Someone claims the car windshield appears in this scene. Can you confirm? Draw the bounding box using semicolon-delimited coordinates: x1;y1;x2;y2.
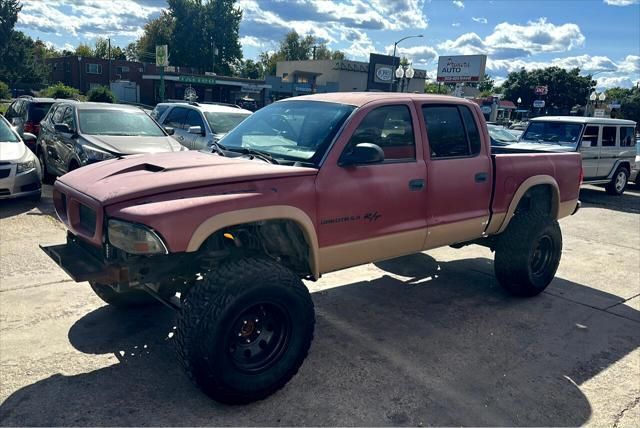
78;110;166;136
219;100;355;163
0;119;19;143
488;125;518;143
204;111;251;134
521;121;584;147
28;103;54;123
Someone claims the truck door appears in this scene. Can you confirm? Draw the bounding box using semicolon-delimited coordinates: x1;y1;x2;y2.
162;107;190;149
183;109;207;150
580;125;600;179
420;103;493;248
315;102;428;273
597;125;619;177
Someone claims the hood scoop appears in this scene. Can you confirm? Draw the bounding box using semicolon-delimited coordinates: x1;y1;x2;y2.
105;163;166;178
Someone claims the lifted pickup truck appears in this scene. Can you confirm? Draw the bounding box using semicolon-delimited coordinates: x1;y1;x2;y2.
42;93;582;404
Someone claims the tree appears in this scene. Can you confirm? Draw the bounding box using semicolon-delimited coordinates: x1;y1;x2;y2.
606;86;640;124
74;43;93;57
93;37;109;59
0;80;9;99
478;73;494;93
0;31;46;86
314;44;345;60
41;82;80;99
87;86;117;103
0;0;21;56
124;42;139;61
424;82;450;94
502;66;593;114
237;59;264;79
136;10;174;62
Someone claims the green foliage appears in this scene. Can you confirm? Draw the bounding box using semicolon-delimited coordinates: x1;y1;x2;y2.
501;67;593;114
0;81;10;99
41;82;80;99
86;86;117;103
606;86;640;124
237;59;264;79
0;31;47;86
0;0;21;56
424;82;450;94
478;73;495;93
136;10;174;62
74;43;93;57
258;31;346;77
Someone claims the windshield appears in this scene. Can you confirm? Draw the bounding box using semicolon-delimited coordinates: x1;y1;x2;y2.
79;110;166;136
0;118;19;143
219;100;355;164
521;121;583;147
488;125;518;143
204;111;250;134
28;103;54;123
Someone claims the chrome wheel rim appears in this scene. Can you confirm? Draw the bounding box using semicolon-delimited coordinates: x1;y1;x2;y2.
615;171;626;192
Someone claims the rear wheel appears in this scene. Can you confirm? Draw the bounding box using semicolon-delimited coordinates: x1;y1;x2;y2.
494;210;562;297
37;150;54;184
176;258;315;404
605;166;629;195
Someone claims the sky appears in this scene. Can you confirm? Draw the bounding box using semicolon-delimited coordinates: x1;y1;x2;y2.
15;0;640;89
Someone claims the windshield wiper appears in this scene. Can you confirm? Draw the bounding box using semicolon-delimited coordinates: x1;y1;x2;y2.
221;144;279;164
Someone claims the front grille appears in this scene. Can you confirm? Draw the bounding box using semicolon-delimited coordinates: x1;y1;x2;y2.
0;189;10;196
79;204;97;235
0;169;11;179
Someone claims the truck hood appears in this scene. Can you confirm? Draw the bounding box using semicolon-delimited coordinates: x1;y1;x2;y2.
56;151;317;205
82;134;183;155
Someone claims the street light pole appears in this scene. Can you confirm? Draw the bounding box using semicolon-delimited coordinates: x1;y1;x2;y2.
584;70;607;117
388;34;423;92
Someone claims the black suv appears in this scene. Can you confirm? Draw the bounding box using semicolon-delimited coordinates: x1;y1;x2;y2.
36;101;185;180
3;96;56;151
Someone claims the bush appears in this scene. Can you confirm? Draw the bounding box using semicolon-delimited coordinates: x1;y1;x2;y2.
0;81;9;100
41;82;80;99
86;86;117;103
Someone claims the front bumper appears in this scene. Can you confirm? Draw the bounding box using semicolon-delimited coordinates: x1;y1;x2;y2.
0;165;41;200
572;200;581;215
40;235;127;283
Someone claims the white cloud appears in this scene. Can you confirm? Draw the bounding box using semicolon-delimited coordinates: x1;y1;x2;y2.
452;22;461;27
453;0;464;8
240;36;264;48
472;17;488;24
342;30;376;59
603;0;639;6
440;18;585;58
385;44;438;66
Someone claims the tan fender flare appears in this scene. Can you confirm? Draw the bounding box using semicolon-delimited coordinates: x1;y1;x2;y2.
494;175;560;235
186;205;320;279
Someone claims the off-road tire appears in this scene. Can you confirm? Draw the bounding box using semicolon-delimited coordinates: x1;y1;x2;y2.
605;166;629;196
90;282;162;308
175;257;315;405
494;210;562;297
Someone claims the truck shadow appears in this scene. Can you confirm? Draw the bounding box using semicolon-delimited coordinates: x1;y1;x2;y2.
579;185;640;214
1;254;638;426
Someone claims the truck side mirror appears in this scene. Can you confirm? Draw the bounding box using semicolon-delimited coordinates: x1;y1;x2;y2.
54;123;73;134
339;143;385;167
164;126;175;135
188;125;204;135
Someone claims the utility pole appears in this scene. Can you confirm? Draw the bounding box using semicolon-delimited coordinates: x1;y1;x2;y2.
312;45;318;60
211;38;218;75
108;38;112;85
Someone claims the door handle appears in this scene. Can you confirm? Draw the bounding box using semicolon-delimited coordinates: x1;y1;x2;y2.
475;172;488;183
408;179;425;191
177;136;184;141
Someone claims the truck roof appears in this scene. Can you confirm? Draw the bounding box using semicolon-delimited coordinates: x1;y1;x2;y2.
284;92;475;108
530;116;636;126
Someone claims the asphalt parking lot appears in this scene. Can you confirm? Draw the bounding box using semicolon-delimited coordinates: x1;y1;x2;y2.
0;184;638;426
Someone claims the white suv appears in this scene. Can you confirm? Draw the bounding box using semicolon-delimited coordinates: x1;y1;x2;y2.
153;102;252;151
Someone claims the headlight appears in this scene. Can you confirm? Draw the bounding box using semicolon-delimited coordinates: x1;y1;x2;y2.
16;159;36;174
83;145;116;161
108;219;167;255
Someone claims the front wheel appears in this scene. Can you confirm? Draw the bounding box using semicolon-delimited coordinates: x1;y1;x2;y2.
37;150;54;184
605;166;629;195
494;211;562;297
176;258;315;404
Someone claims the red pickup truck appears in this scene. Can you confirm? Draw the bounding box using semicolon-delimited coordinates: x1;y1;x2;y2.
42;93;581;404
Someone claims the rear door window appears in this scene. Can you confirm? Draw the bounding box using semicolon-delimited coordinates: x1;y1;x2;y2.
28;103;54;123
422;105;471;158
602;126;616;147
185;109;205;130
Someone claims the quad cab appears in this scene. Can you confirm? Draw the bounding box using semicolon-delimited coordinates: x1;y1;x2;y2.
42;93;582;404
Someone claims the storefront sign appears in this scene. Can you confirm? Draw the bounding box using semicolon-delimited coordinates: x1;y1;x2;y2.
594;109;606;117
375;64;393;82
436;55;487;82
533;100;545;108
156;45;168;67
178;75;216;85
534;86;548;95
295;85;312;92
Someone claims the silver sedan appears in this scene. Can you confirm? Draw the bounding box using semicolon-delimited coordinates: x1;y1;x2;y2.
0;116;42;201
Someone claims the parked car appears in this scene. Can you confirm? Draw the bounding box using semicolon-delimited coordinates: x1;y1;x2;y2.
630;142;640;186
488;124;519;147
510;116;637;195
42;93;581;405
3;96;56;151
0;115;41;200
36;102;185;179
156;101;252;151
237;97;258;111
